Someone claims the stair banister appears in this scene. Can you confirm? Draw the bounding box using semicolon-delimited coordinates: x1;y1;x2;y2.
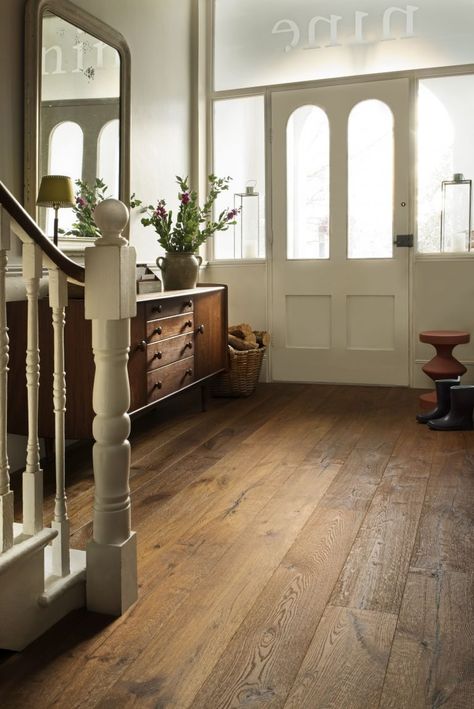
0;184;138;649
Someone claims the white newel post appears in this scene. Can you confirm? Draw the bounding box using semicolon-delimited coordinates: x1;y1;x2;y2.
22;242;43;536
0;208;13;552
84;199;137;616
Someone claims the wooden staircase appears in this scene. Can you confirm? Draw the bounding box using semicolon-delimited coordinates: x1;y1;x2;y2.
0;183;137;650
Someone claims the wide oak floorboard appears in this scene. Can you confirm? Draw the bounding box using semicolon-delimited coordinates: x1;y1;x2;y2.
1;384;473;709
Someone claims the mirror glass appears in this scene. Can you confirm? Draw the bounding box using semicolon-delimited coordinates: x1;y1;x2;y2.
39;12;120;237
25;0;130;248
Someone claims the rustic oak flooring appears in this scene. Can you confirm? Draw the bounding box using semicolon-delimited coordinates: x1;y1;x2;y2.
1;383;473;708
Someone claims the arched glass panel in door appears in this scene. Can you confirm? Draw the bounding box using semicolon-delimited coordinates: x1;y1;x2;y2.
287;105;330;260
348;100;394;259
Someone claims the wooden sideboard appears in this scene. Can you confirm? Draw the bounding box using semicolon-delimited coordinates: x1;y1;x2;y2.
7;284;228;439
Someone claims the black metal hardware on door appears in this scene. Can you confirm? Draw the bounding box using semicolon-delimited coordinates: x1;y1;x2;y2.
394;234;414;248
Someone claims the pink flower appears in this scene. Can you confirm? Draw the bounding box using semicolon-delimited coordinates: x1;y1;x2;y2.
154;204;167;220
180;192;191;205
226;209;238;221
76;196;86;207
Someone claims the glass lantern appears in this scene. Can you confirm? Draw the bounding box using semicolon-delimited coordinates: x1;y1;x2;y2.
440;173;472;253
234;181;261;259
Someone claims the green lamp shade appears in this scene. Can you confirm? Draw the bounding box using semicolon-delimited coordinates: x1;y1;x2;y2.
36;175;75;207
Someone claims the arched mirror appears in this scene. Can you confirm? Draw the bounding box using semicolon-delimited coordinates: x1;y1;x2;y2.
25;0;131;246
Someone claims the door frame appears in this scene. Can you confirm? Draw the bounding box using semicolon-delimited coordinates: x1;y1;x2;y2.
261;65;474;387
202;13;474;386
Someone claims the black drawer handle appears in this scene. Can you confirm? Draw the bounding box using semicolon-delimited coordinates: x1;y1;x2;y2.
184;299;193;308
197;324;205;335
184;342;193;351
153;351;163;360
153;326;163;336
152;304;163;314
153;381;163;390
184;320;193;328
138;340;147;351
185;368;193;376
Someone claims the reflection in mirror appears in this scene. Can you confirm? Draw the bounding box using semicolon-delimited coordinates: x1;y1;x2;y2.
25;0;131;248
39;12;121;237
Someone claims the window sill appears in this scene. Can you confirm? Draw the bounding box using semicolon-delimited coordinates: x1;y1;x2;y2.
208;259;267;266
415;252;474;261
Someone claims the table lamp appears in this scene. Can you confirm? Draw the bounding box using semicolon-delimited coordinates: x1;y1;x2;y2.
36;175;75;246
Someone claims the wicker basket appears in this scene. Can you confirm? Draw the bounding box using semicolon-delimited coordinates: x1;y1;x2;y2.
211;346;266;397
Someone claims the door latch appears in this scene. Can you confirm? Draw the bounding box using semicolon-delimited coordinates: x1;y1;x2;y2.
394;234;414;248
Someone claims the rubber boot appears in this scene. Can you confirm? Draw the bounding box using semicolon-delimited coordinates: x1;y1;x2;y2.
428;385;474;431
416;377;460;424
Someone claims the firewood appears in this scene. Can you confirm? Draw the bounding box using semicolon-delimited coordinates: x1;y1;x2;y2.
228;327;246;340
228;334;260;351
254;330;271;347
229;323;253;339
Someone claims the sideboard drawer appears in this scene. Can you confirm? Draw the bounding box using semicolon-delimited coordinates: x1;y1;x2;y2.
147;356;194;403
146;313;194;343
145;296;194;321
146;334;194;371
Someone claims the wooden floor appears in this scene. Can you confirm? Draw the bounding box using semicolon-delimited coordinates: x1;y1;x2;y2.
1;383;473;708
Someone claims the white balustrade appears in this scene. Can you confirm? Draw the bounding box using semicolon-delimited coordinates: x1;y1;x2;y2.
0;208;13;552
0;185;137;649
84;199;138;616
22;242;43;536
49;267;70;577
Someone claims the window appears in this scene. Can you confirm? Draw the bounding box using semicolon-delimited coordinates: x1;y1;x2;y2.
417;75;474;254
287;105;330;259
98;119;120;198
348;100;394;259
46;121;83;235
214;0;474;91
213;96;265;260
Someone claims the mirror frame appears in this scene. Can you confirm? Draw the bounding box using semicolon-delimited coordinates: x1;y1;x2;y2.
24;0;131;238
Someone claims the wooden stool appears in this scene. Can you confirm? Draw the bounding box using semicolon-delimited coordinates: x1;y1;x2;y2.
419;330;470;409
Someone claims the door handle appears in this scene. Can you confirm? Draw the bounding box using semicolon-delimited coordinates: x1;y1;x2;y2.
394;234;414;247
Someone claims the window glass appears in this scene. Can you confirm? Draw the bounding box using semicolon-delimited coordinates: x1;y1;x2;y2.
98;119;120;198
287;105;330;260
348;100;394;259
46;121;83;235
417;75;474;253
214;0;474;91
213;96;266;260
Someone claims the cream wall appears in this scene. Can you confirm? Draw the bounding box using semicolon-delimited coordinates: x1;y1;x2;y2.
75;0;193;263
0;0;25;199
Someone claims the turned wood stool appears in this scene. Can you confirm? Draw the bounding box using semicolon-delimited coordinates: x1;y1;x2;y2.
419;330;470;409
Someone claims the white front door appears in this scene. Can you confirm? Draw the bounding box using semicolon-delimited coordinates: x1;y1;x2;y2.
271;78;411;385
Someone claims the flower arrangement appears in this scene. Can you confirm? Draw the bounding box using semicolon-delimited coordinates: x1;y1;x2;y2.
62;178;109;238
131;175;239;253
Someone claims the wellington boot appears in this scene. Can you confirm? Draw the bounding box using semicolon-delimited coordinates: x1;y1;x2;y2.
428;385;474;431
416;377;460;424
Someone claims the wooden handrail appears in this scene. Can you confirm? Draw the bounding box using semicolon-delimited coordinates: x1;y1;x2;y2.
0;181;85;284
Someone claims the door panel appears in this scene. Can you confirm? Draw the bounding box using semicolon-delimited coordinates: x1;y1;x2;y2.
271;79;410;385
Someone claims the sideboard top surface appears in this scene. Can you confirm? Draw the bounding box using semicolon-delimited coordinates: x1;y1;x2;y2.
136;285;225;303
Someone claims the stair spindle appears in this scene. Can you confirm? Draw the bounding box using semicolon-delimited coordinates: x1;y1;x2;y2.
0;208;13;552
22;242;43;536
49;268;70;576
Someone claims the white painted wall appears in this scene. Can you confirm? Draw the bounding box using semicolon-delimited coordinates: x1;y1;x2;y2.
75;0;193;264
0;0;24;200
